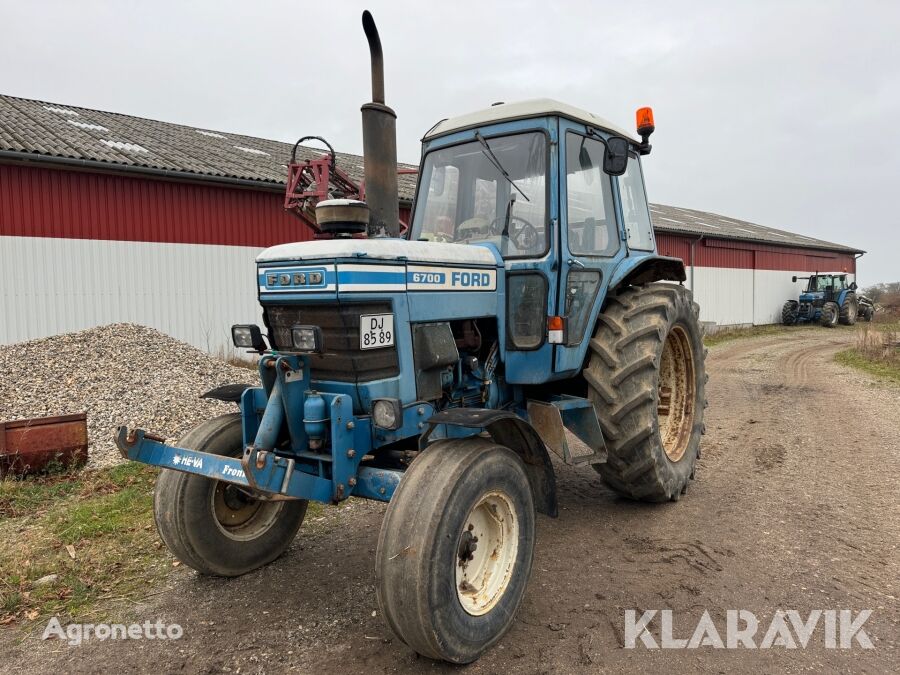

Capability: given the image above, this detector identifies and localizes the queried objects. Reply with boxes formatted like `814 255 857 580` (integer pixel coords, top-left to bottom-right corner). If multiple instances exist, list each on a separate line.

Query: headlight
290 325 323 353
231 324 265 351
372 399 402 430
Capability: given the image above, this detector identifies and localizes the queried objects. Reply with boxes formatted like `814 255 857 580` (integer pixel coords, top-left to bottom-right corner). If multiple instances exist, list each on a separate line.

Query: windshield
411 132 548 258
808 275 844 292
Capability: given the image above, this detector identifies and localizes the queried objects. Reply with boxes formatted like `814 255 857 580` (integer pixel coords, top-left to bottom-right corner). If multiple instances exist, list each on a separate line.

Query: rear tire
839 293 858 325
153 413 308 577
782 300 799 326
585 283 706 502
820 302 839 327
375 438 535 663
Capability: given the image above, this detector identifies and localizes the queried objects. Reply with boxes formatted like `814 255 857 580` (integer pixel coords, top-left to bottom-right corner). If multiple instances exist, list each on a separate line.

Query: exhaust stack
361 10 400 238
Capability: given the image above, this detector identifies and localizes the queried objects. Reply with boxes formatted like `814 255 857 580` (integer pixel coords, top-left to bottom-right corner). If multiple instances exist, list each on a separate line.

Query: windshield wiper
475 132 530 203
501 193 517 240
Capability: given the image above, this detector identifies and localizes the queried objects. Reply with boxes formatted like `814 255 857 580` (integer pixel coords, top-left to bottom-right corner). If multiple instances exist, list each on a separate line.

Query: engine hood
257 238 501 267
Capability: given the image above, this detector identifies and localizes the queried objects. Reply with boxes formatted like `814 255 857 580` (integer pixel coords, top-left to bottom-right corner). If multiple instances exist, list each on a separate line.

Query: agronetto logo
42 617 183 646
624 609 874 649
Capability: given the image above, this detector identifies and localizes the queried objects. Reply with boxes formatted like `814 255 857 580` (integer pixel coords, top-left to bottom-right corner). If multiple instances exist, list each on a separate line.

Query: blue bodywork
117 113 685 510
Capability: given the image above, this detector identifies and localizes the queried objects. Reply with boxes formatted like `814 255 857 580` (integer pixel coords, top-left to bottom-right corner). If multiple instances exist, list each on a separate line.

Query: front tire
820 301 839 327
585 283 706 502
782 300 799 325
153 414 308 577
375 438 535 663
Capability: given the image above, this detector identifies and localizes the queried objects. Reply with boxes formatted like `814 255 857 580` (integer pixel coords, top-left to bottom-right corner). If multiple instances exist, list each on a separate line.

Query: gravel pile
0 324 259 468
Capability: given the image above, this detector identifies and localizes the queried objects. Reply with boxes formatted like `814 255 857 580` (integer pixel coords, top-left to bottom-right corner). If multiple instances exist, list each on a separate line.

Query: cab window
411 132 548 258
565 132 619 257
619 156 654 251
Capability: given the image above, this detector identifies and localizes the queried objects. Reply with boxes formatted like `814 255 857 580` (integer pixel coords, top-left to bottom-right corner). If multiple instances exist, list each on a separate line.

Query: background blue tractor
782 273 870 327
116 11 706 664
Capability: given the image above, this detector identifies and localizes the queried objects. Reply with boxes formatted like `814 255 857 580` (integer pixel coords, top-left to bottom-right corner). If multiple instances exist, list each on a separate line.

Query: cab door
553 122 627 375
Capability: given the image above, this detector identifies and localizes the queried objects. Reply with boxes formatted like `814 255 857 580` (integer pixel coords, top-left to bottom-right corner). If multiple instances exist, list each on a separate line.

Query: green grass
834 348 900 384
703 323 801 346
0 462 169 627
0 461 341 629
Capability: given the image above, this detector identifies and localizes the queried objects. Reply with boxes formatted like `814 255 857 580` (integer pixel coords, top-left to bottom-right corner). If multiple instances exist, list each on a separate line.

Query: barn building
0 94 863 352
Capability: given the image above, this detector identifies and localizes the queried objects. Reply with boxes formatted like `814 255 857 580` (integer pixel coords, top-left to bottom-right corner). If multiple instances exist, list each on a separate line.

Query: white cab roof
257 238 500 266
423 98 640 142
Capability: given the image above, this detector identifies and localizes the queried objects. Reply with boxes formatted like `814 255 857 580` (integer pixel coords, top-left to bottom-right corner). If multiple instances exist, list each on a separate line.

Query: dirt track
3 327 898 673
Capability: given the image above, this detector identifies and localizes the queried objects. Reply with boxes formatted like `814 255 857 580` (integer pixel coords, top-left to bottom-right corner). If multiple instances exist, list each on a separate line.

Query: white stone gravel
0 324 259 468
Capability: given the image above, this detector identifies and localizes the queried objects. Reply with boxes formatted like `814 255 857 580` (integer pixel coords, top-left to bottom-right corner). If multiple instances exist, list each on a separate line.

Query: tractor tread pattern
585 283 707 502
839 292 858 325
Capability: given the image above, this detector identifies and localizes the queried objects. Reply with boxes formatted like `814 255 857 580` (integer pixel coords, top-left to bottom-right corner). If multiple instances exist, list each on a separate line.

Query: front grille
265 302 399 382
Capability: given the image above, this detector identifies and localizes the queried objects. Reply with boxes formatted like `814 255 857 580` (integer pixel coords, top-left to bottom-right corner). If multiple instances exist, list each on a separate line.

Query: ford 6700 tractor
116 12 706 663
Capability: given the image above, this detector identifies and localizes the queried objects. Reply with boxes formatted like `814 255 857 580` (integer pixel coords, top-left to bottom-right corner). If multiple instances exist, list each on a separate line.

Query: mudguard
200 383 255 404
425 408 558 517
608 254 686 290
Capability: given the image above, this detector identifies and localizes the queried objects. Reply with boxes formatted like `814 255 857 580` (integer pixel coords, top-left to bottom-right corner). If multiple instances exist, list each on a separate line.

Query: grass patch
703 324 805 346
0 462 170 627
833 320 900 384
834 349 900 384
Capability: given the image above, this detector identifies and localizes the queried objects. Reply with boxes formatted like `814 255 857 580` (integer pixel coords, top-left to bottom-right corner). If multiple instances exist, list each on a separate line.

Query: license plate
360 314 395 350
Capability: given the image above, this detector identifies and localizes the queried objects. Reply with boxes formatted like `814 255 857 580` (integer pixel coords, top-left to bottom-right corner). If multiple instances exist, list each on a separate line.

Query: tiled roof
0 94 418 201
0 94 861 253
649 204 862 253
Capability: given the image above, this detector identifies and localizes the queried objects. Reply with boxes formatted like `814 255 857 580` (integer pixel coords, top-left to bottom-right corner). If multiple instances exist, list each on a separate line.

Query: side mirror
850 281 858 290
603 137 629 176
792 276 797 283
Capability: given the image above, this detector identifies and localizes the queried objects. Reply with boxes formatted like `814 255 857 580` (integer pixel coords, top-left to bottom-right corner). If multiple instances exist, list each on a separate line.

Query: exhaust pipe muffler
361 10 400 238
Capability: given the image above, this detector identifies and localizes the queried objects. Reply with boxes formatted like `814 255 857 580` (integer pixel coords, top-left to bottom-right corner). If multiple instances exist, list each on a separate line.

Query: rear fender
424 408 558 517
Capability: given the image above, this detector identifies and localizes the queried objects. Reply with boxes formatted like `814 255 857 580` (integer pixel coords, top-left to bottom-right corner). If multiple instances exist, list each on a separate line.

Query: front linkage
115 353 403 504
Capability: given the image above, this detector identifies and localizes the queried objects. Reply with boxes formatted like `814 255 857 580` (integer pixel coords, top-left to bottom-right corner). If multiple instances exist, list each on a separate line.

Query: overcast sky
3 0 898 283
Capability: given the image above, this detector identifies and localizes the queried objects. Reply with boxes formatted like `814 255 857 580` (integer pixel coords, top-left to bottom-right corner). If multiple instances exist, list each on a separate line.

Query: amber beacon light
636 107 655 135
635 107 655 155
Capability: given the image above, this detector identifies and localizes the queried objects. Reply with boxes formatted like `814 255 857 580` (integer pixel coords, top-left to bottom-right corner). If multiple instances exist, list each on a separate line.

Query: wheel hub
657 325 696 462
212 481 283 539
455 490 519 616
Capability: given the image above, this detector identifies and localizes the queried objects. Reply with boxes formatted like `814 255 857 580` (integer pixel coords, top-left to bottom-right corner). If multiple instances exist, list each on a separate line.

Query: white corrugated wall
0 236 264 354
1 236 859 350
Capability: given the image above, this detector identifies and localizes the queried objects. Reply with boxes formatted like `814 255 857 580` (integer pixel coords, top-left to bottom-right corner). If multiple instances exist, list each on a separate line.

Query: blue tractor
782 272 865 327
117 12 706 663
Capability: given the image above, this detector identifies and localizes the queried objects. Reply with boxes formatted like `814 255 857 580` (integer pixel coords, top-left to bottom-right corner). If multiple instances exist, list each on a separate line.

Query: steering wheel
489 215 539 251
431 231 454 243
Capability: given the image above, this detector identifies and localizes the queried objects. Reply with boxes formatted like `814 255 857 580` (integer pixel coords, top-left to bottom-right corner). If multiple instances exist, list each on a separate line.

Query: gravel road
2 327 897 673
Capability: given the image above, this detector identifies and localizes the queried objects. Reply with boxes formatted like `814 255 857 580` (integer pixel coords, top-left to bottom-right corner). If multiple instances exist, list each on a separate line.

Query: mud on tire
584 283 706 502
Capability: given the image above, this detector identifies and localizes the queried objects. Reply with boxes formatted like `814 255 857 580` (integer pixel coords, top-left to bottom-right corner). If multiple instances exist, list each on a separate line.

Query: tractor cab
799 273 853 303
411 100 683 382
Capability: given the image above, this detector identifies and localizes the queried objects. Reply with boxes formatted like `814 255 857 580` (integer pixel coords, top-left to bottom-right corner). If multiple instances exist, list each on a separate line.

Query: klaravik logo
624 609 874 649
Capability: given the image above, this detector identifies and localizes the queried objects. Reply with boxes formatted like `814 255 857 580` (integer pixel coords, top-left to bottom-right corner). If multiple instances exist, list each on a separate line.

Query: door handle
566 258 585 268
